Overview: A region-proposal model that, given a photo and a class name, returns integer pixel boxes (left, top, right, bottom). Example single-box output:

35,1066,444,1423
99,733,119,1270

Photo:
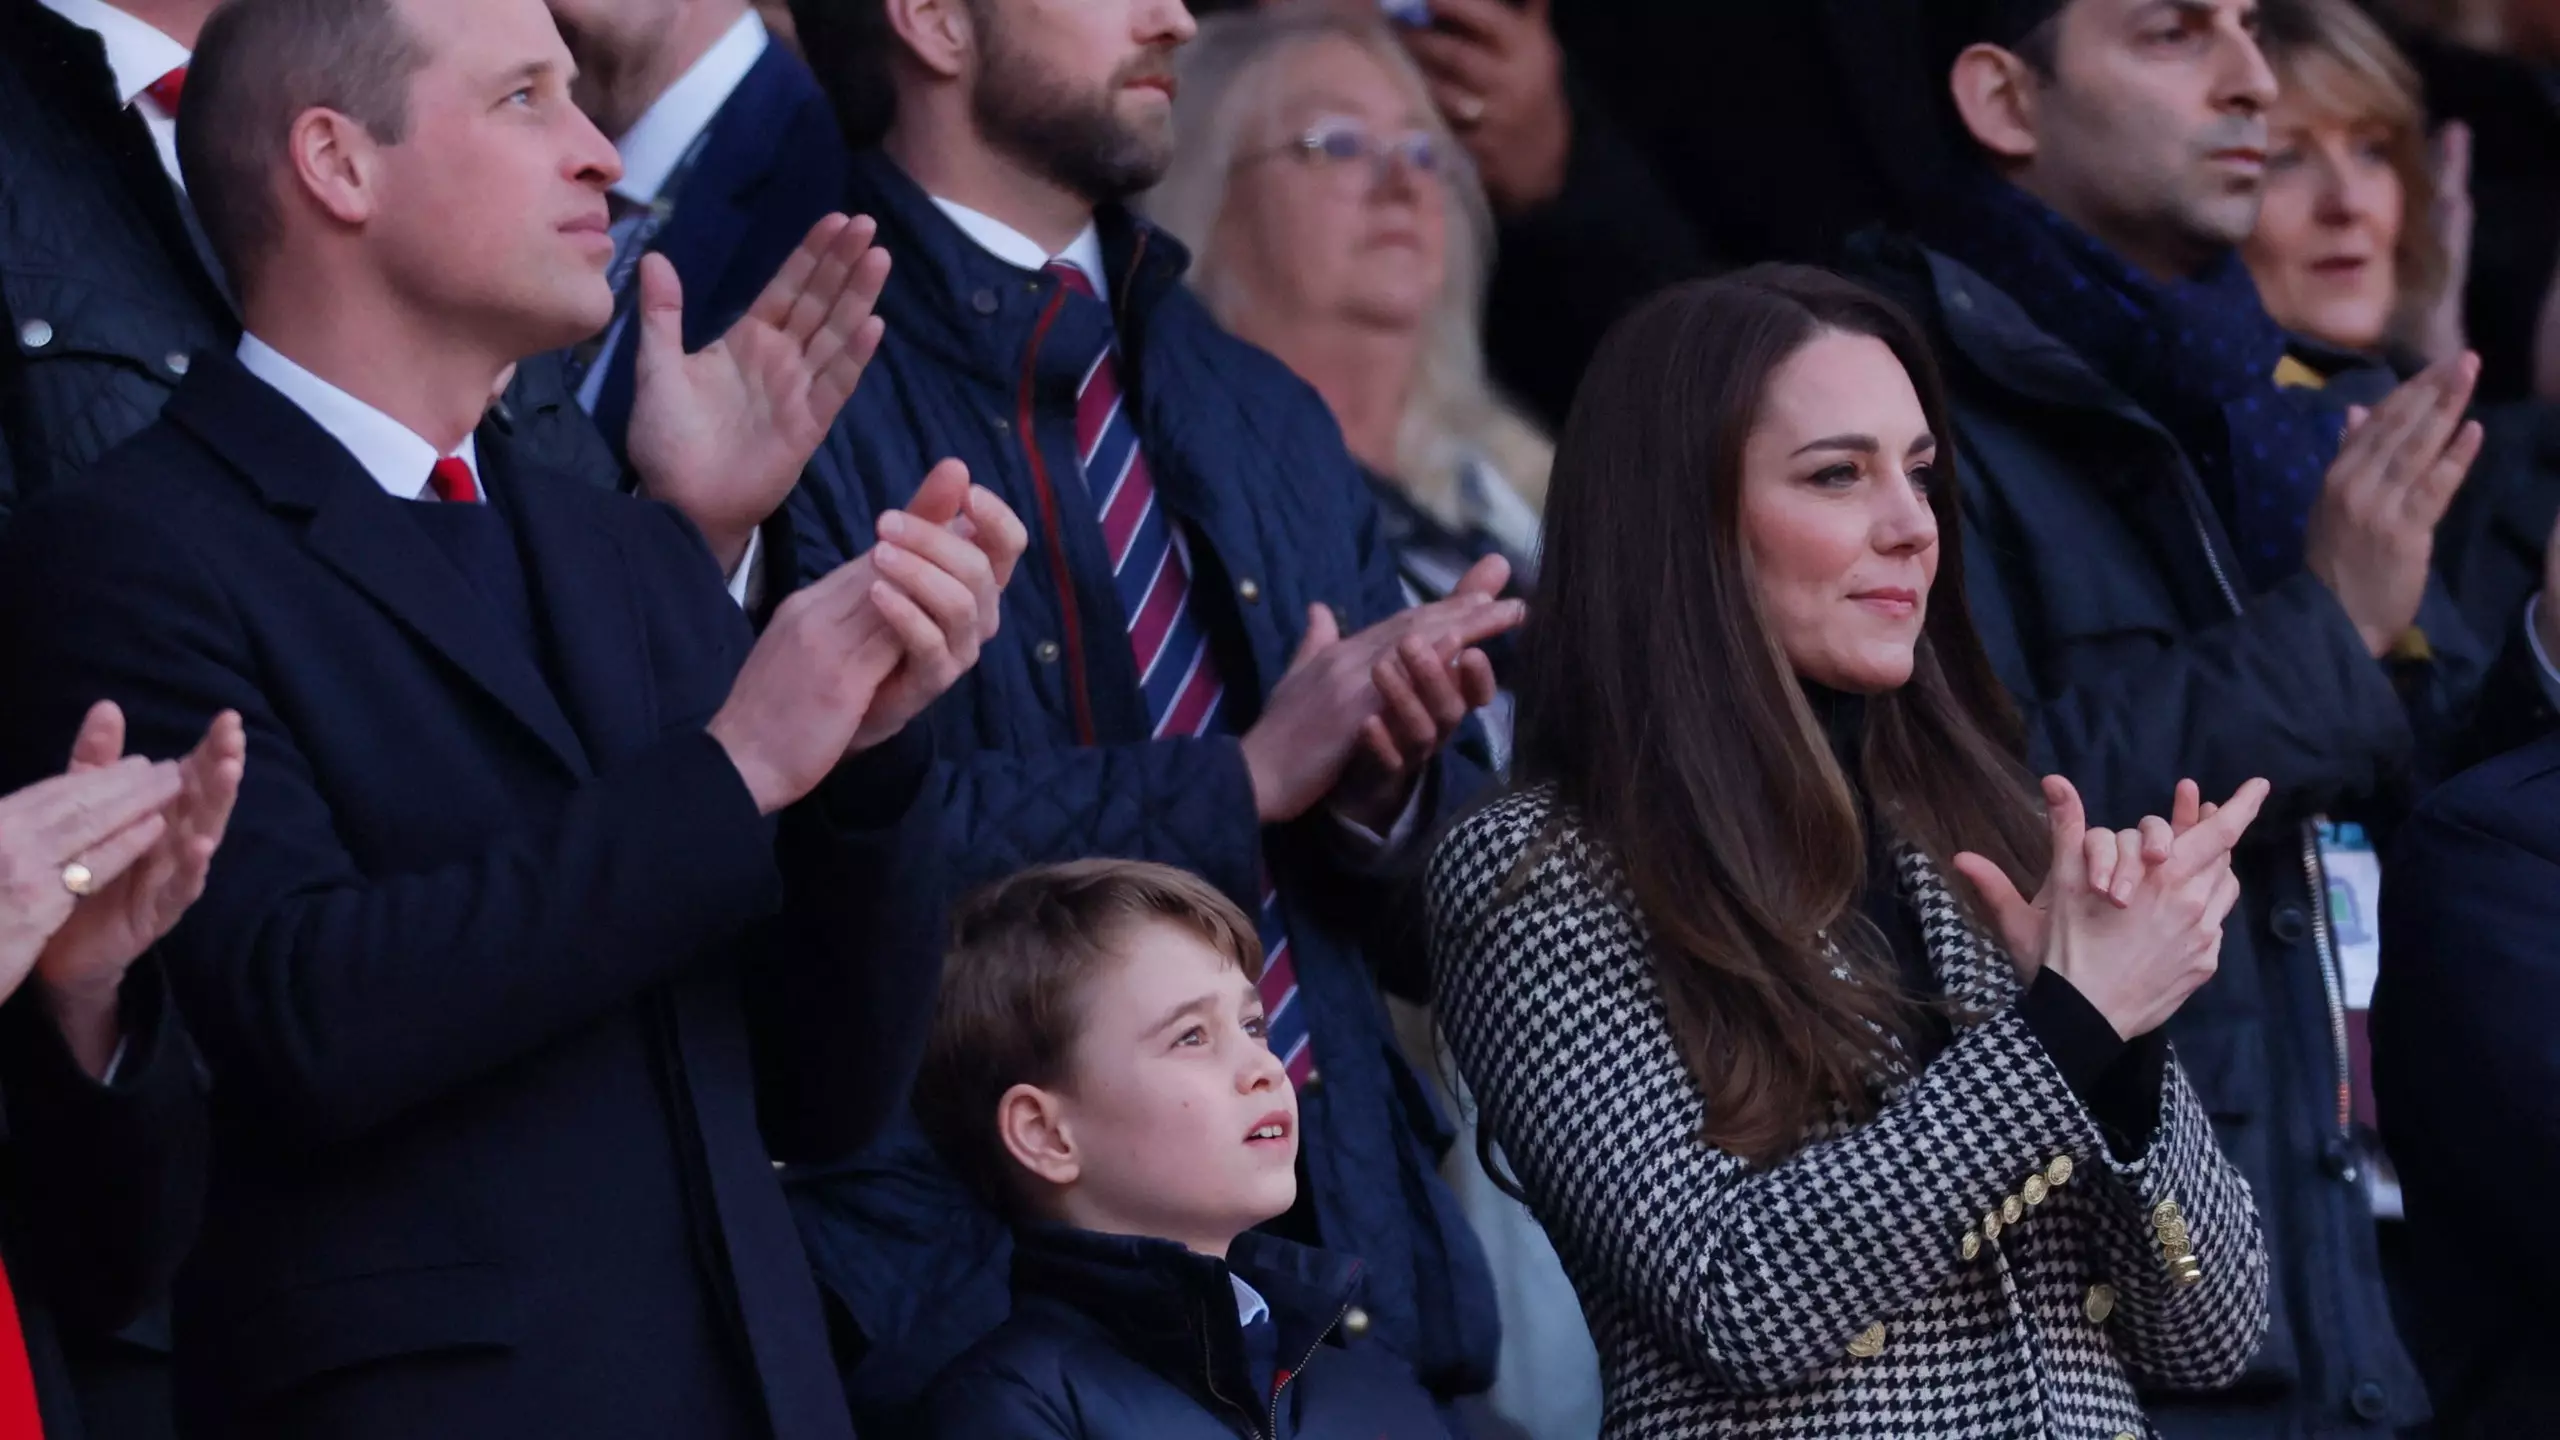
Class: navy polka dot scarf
1929,176,2343,591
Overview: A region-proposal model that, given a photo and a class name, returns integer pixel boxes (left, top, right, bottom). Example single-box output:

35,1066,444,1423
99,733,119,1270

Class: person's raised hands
1958,780,2230,982
1240,555,1521,826
2306,353,2483,657
35,704,245,1075
708,461,1019,813
0,719,181,1008
2036,778,2269,1041
629,214,891,574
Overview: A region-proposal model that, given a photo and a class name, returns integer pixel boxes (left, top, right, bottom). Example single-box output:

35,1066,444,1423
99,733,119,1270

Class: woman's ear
1948,42,2043,167
996,1082,1080,1189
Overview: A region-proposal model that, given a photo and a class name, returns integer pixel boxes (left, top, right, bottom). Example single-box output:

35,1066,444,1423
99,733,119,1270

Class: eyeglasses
1244,116,1444,186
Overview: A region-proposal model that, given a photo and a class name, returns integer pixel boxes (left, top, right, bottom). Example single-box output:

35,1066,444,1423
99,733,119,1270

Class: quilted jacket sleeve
1425,791,2269,1396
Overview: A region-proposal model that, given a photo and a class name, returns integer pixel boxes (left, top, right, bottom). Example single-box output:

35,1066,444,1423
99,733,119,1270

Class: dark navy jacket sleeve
0,956,206,1335
0,488,789,1149
1961,497,2413,827
2375,756,2560,1284
751,719,945,1166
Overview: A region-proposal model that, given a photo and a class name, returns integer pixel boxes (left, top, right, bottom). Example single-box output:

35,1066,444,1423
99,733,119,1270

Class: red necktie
428,457,480,505
0,1257,45,1436
142,65,185,116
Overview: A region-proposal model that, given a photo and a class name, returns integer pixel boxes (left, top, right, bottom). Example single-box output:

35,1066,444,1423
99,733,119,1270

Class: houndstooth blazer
1426,788,2271,1439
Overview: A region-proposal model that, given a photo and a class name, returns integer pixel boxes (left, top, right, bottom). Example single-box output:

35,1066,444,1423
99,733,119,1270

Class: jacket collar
841,148,1194,387
1011,1224,1364,1422
162,352,659,779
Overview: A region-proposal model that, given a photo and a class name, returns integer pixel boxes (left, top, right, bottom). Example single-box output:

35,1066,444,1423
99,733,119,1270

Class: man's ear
286,105,387,230
996,1082,1080,1189
882,0,974,82
1948,41,2043,166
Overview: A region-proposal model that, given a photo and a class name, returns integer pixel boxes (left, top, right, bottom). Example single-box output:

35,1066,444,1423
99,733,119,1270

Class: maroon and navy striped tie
1049,261,1312,1088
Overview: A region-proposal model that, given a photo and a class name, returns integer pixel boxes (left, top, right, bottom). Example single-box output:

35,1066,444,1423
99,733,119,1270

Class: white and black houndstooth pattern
1426,788,2271,1438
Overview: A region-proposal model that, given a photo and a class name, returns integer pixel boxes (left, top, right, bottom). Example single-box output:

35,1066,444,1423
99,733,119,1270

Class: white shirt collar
236,334,478,502
37,0,189,108
1229,1272,1270,1329
612,10,768,206
929,197,1109,305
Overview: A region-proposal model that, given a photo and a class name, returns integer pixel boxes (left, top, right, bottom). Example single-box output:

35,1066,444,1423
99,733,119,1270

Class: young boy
911,860,1452,1439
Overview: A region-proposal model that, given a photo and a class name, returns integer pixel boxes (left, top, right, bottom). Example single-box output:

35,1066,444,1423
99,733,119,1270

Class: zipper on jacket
2178,486,2355,1148
2299,835,2355,1139
1196,1298,1266,1440
1266,1297,1354,1440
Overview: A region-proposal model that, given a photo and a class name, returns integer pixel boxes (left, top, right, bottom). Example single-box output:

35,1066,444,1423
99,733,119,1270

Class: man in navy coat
2374,706,2560,1437
0,0,1024,1434
546,0,850,461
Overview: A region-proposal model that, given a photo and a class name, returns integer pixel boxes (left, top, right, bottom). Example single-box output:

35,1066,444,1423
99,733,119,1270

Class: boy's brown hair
915,860,1265,1213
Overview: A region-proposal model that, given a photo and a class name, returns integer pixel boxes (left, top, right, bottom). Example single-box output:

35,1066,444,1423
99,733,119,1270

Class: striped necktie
1048,262,1314,1088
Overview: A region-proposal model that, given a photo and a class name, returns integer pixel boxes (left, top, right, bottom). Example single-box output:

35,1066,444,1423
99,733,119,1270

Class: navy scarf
1928,176,2343,590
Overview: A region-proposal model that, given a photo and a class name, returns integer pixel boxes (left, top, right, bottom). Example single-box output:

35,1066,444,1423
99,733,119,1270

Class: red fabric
428,456,481,505
0,1257,46,1437
142,65,185,116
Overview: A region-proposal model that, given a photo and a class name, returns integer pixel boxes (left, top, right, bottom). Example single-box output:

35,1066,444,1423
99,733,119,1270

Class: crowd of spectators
1,0,2557,1437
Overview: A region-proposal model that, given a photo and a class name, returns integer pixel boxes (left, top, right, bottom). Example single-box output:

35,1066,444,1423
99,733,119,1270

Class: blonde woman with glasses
1145,4,1547,709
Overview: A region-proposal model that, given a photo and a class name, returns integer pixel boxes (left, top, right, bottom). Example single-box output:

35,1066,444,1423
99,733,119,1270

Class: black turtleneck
1806,684,2166,1154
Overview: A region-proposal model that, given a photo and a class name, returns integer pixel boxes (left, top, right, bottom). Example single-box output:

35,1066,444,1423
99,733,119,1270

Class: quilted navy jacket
918,1227,1451,1440
785,149,1500,1418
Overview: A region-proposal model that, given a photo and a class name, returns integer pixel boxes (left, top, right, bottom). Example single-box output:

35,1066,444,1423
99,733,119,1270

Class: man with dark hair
543,0,850,462
0,0,1028,1434
0,0,619,543
1847,0,2560,1434
778,0,1515,1425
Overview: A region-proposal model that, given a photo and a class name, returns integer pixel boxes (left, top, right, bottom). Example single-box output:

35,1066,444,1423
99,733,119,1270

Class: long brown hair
1513,266,2047,1166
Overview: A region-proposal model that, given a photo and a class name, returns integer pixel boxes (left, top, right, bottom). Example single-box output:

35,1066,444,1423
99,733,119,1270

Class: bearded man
776,0,1518,1427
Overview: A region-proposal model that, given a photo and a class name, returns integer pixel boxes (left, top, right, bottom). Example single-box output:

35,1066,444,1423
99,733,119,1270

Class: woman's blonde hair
1142,1,1550,525
2265,0,2450,350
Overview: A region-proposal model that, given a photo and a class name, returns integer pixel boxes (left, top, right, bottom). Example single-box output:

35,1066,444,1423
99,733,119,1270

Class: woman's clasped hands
1957,775,2271,1042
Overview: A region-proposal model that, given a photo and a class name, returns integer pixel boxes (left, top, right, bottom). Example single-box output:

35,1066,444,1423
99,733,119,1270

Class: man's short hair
912,860,1264,1215
179,0,430,290
789,0,899,150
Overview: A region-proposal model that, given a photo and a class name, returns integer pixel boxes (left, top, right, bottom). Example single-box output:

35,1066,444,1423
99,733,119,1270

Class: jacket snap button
1340,1306,1370,1338
2349,1381,2389,1421
19,318,54,350
1035,640,1061,665
971,288,999,316
165,351,191,376
2269,904,2308,943
989,414,1010,434
1238,578,1262,605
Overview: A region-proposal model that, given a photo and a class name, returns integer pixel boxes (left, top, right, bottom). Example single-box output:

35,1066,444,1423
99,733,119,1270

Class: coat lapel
482,431,662,769
166,356,593,777
1894,845,2026,1016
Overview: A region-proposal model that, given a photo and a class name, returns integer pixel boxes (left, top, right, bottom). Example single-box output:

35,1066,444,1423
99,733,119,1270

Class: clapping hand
1962,775,2268,1041
14,703,245,1076
708,461,1025,815
1241,555,1522,830
2305,353,2483,658
628,213,892,574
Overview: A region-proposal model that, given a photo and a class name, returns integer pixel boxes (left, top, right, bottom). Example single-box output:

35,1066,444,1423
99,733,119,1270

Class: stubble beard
970,37,1177,207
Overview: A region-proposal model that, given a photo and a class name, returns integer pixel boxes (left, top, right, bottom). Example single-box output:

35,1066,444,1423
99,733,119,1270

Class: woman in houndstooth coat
1425,270,2271,1439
